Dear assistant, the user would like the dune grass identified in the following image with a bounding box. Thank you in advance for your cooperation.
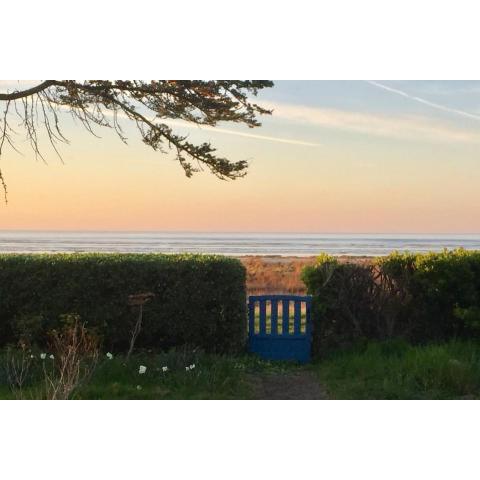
[242,257,315,295]
[314,339,480,399]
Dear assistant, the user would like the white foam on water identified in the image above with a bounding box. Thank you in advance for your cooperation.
[1,231,480,256]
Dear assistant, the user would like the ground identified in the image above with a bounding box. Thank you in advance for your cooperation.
[248,370,327,399]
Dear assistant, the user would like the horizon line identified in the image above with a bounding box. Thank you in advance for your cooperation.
[1,229,480,236]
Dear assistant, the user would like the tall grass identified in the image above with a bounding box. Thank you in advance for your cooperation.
[81,351,253,400]
[241,256,372,295]
[315,340,480,399]
[241,257,315,295]
[0,349,254,400]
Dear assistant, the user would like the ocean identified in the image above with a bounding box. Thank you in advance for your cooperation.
[0,231,480,256]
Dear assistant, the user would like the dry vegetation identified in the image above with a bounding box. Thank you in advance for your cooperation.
[240,256,372,295]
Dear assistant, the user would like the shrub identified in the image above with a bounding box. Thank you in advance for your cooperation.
[43,314,100,400]
[377,249,480,340]
[0,254,247,354]
[302,249,480,355]
[302,255,398,354]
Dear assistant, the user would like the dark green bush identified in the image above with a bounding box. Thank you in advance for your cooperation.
[302,249,480,356]
[0,254,247,354]
[377,249,480,340]
[302,255,375,354]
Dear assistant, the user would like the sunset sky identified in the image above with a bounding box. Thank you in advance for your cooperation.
[1,80,480,233]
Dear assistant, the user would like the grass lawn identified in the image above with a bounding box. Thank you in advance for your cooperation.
[80,351,254,400]
[0,348,298,400]
[313,340,480,400]
[2,340,480,399]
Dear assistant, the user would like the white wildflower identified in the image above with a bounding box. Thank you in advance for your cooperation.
[106,352,113,360]
[30,355,34,359]
[190,364,195,370]
[136,385,142,390]
[162,366,168,372]
[49,354,54,360]
[185,366,190,371]
[139,365,147,374]
[40,353,46,360]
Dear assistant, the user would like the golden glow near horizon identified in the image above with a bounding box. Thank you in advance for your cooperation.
[1,80,480,233]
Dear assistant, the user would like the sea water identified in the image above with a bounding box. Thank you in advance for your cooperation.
[1,231,480,256]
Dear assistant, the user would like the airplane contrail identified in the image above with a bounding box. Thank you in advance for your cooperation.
[164,120,321,147]
[100,109,321,148]
[0,87,321,148]
[366,80,480,121]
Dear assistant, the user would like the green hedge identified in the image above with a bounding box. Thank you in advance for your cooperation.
[0,254,247,353]
[302,250,480,355]
[378,249,480,340]
[302,254,382,355]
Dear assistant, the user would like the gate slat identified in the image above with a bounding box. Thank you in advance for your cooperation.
[259,300,267,335]
[305,297,312,335]
[271,299,278,336]
[282,299,290,335]
[248,299,255,335]
[248,294,312,363]
[294,300,301,335]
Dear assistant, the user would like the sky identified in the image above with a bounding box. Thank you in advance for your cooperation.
[0,80,480,233]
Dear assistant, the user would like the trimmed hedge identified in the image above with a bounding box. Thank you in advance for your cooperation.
[302,250,480,356]
[0,254,247,353]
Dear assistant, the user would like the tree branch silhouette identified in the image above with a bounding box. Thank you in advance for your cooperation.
[0,80,273,202]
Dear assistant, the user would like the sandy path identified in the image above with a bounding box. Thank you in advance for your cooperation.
[247,371,327,400]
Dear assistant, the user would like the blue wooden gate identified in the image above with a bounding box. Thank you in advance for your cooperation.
[248,295,312,363]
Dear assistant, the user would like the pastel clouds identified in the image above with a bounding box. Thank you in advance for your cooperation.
[262,100,480,144]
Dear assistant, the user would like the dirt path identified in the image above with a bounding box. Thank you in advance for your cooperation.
[247,370,327,400]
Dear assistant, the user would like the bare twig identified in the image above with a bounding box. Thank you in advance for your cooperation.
[125,293,155,362]
[43,314,99,400]
[5,345,32,399]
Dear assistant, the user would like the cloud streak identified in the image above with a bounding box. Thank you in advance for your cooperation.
[163,119,321,147]
[109,114,321,147]
[0,82,320,148]
[262,100,480,144]
[366,80,480,121]
[5,81,478,146]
